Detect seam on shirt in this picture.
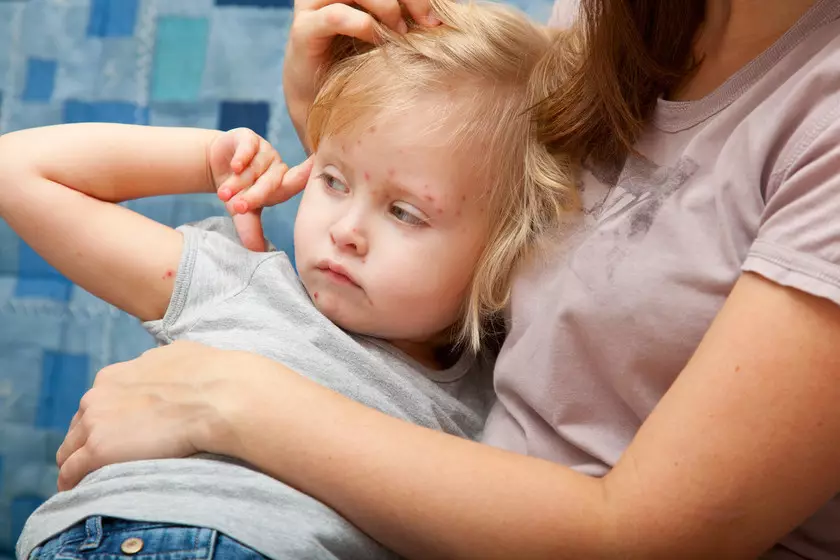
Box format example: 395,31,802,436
766,97,840,200
747,240,840,289
178,251,292,339
157,228,199,343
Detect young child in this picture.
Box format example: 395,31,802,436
7,1,577,559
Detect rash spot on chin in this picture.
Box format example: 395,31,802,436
313,292,319,300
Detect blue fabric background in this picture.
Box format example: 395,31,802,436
0,0,553,556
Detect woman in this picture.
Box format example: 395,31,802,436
53,0,840,558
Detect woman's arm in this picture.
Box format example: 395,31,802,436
208,272,840,559
65,271,840,559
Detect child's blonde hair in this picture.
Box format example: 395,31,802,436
307,0,580,351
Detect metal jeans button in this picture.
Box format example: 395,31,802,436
120,537,144,555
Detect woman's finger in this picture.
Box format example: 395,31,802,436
400,0,440,25
57,446,94,492
298,4,379,45
309,0,405,32
230,130,261,174
56,417,88,469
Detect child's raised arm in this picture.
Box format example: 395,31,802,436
0,124,287,321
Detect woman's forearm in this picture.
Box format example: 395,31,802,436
204,360,613,560
0,123,221,202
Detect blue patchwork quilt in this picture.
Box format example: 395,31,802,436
0,0,554,556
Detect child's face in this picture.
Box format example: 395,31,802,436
294,110,490,345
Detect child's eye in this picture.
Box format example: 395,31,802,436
319,172,348,194
390,203,428,226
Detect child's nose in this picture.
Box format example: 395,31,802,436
329,220,368,256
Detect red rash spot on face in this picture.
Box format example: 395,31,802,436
162,269,174,280
352,228,358,233
423,194,434,202
313,292,319,299
436,208,443,214
364,172,371,181
388,168,395,176
455,210,461,217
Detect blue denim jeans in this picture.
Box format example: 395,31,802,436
30,516,267,559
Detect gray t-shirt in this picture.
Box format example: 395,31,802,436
18,217,494,560
484,1,840,558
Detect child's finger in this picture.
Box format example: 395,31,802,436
233,211,266,252
217,151,275,203
230,130,261,174
228,161,289,212
271,156,315,204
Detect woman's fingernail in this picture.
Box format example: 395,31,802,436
398,20,408,34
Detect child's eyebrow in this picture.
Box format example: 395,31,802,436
383,176,440,206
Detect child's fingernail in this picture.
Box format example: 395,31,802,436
398,20,408,34
233,200,248,213
218,188,231,200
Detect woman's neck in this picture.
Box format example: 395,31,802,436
671,0,818,101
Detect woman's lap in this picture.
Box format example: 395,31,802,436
30,516,266,560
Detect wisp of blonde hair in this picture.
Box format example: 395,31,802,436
307,0,580,351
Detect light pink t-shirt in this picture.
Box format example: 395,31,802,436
482,1,840,558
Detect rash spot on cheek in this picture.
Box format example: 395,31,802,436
423,194,434,202
313,292,319,300
364,171,370,181
162,269,174,280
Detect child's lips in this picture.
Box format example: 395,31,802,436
316,261,360,287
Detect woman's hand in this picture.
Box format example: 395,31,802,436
208,128,313,252
284,0,441,145
54,341,282,492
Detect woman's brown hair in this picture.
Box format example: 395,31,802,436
536,0,707,167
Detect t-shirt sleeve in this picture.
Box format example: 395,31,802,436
549,0,579,28
743,105,840,306
143,216,270,343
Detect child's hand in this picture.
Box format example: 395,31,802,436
208,128,312,251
